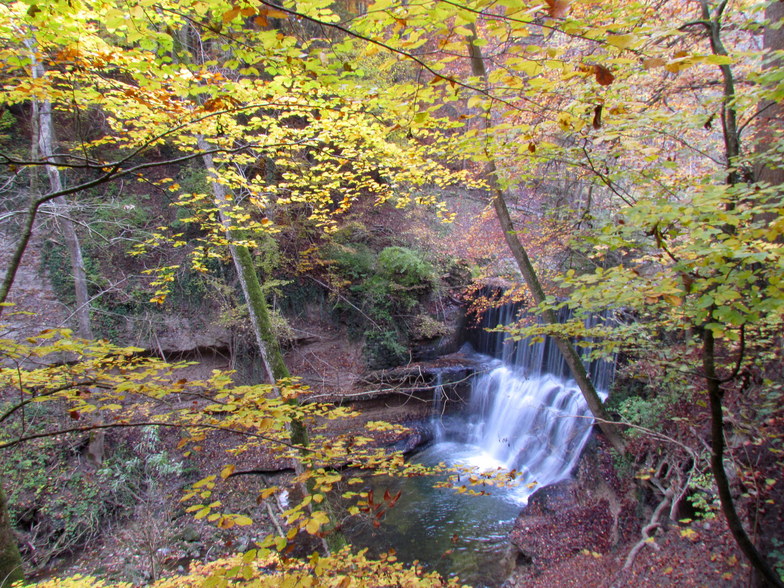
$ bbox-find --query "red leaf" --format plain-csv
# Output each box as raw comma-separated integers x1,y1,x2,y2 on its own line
594,65,615,86
592,104,603,129
388,490,401,507
545,0,570,18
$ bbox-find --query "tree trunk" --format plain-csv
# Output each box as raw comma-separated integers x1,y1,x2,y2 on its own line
698,5,784,583
197,140,286,384
198,139,345,551
0,485,23,588
29,42,103,470
466,31,626,454
30,71,93,341
702,330,784,588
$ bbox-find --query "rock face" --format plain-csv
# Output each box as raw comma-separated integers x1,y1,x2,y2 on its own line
507,436,640,582
410,296,466,361
123,312,232,355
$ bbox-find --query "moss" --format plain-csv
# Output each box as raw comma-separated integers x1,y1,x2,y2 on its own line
233,244,290,382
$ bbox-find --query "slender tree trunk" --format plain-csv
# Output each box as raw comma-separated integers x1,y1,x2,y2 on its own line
198,140,285,384
30,64,93,340
0,485,24,588
466,31,626,454
695,5,784,584
198,139,345,551
0,44,94,330
702,330,784,588
756,0,784,188
28,41,104,470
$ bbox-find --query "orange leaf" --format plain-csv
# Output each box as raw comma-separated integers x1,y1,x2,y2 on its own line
642,58,665,69
222,7,240,22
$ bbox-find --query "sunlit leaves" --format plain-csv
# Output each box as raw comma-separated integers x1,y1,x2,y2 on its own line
31,547,464,587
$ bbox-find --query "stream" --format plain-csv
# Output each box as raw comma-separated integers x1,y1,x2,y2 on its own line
348,305,615,586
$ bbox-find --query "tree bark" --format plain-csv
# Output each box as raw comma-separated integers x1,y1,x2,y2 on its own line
0,485,24,588
466,30,626,454
30,67,93,341
697,5,784,584
702,329,784,588
198,140,286,384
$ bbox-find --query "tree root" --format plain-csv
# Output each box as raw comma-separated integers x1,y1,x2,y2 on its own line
623,486,675,570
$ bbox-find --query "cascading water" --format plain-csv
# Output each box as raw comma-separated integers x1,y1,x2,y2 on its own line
348,302,615,586
458,302,613,501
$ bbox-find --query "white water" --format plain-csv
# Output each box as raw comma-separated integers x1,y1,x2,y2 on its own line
348,305,615,585
460,359,604,502
434,303,614,503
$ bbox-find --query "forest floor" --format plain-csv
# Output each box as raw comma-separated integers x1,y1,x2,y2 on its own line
512,520,748,587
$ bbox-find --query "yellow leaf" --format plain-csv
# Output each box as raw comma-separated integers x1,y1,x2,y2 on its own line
243,549,257,563
704,54,734,65
607,34,637,50
220,464,236,479
680,527,699,540
305,517,322,535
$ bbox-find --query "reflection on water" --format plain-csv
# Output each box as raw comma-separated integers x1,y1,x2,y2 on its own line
345,443,523,587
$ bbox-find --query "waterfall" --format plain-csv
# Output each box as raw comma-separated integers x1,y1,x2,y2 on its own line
465,365,602,494
345,305,617,581
454,302,614,500
467,302,615,391
430,372,446,442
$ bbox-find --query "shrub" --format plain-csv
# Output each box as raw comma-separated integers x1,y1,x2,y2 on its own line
376,246,436,290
